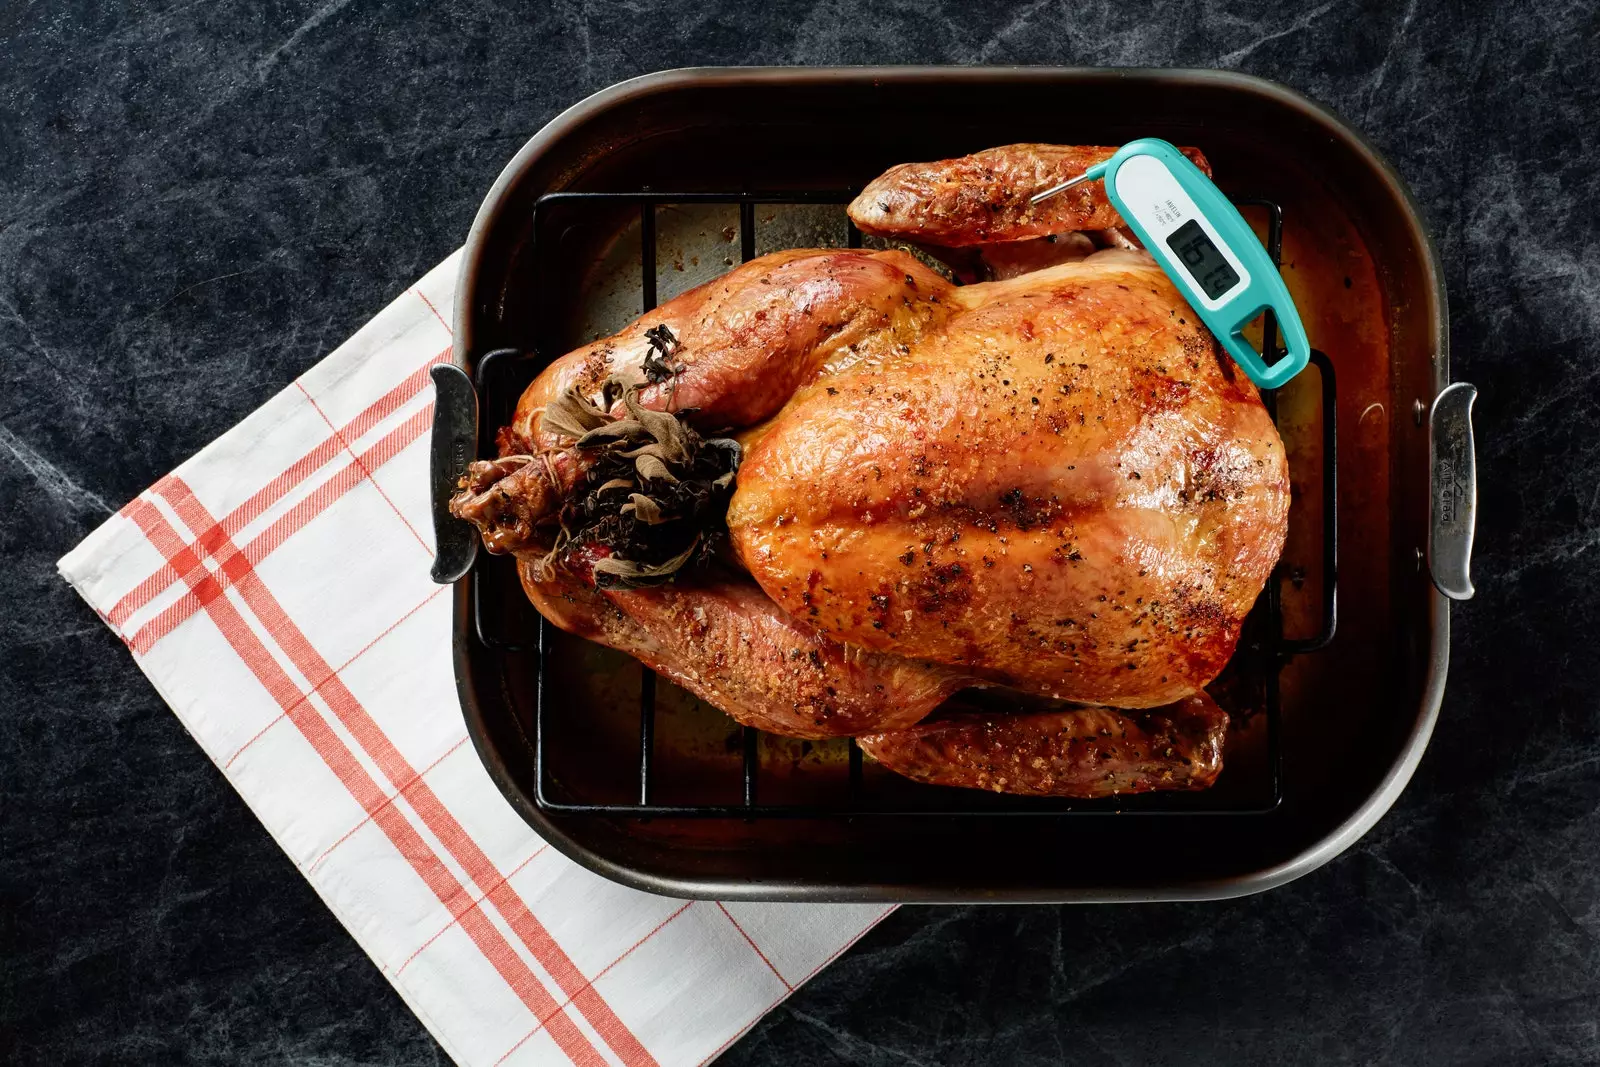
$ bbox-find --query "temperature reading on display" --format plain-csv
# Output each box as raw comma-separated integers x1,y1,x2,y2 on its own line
1166,219,1240,300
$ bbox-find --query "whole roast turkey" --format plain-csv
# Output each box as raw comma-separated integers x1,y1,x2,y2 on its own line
449,144,1289,798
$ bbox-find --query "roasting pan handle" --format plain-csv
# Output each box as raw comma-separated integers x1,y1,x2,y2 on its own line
1428,382,1477,601
429,362,480,584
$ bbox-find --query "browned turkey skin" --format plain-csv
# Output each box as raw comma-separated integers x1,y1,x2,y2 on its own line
857,692,1228,798
449,144,1287,795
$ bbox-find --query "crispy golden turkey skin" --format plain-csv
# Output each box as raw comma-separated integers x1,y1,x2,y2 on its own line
449,144,1287,793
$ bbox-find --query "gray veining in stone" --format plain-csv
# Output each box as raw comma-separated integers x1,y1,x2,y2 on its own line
3,1,1598,1064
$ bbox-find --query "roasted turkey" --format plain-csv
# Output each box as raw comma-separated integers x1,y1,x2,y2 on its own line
449,144,1289,797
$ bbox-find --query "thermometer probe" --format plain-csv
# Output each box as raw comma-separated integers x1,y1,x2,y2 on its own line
1032,138,1310,389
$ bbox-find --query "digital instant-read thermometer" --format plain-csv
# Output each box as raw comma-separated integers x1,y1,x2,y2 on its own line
1031,138,1310,389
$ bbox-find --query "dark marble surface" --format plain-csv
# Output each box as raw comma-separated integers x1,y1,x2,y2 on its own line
3,0,1598,1063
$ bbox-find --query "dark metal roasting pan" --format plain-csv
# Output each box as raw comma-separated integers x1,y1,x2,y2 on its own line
427,67,1477,902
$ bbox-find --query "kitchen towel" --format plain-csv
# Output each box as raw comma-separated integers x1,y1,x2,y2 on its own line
58,250,894,1067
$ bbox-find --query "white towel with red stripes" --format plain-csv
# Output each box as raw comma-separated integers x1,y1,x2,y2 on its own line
58,251,893,1067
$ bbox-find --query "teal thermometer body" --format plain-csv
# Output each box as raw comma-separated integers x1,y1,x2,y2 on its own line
1070,138,1310,389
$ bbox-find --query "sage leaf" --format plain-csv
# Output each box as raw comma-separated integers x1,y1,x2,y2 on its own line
634,453,680,485
622,494,667,524
540,388,609,439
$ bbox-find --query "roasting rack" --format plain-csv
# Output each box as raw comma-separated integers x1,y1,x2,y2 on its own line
465,190,1338,818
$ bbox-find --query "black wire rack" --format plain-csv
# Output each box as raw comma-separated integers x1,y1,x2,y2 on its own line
469,190,1337,818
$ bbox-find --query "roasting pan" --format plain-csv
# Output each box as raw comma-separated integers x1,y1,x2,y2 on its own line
428,67,1477,902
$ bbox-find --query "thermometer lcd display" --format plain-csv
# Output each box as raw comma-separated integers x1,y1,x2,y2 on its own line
1166,219,1241,300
